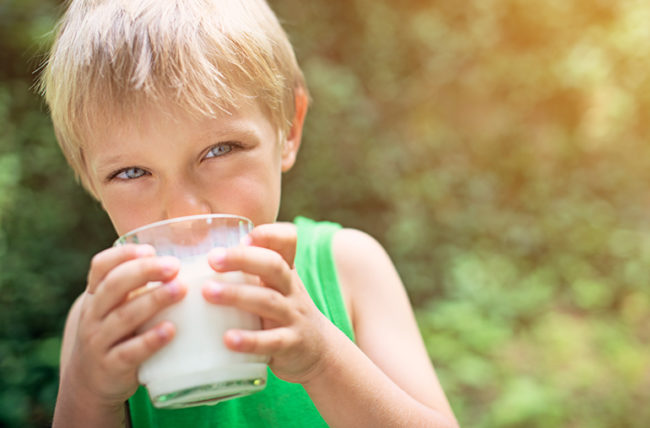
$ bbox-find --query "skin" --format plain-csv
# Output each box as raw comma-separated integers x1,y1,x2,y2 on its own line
52,89,459,427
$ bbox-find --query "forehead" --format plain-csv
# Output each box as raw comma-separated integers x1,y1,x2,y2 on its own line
87,96,274,144
83,98,277,167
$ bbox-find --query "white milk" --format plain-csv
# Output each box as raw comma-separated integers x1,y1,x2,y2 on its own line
137,255,267,408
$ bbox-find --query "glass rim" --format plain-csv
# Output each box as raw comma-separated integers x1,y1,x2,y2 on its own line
114,214,253,244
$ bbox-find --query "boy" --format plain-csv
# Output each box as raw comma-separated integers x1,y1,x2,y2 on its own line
41,0,458,426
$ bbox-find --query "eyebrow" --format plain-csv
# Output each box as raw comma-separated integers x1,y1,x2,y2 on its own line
91,121,265,175
199,120,265,143
92,155,139,181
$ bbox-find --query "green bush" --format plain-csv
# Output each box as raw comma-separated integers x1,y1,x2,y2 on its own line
2,0,649,426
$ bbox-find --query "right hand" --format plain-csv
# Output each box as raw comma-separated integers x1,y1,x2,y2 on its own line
62,244,186,408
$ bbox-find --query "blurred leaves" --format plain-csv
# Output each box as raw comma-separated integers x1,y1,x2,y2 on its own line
2,0,650,427
277,0,650,427
0,2,115,427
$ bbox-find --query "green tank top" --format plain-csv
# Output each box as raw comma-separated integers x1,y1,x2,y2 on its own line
128,217,355,427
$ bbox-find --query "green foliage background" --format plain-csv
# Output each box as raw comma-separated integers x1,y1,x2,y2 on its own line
1,0,649,426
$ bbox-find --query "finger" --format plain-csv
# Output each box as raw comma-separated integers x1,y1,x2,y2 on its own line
87,244,156,294
101,281,187,348
224,327,295,355
93,256,181,319
246,223,297,268
106,321,176,373
203,281,290,322
208,246,292,294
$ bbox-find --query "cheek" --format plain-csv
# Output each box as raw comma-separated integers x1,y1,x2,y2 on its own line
98,186,160,236
214,165,282,226
103,199,152,236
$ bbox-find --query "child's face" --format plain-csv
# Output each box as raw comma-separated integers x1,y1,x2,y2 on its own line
83,99,297,236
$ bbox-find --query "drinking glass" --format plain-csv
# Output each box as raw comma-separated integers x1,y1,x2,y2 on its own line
115,214,267,408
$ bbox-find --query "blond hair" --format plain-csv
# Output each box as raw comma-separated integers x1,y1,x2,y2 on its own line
40,0,306,193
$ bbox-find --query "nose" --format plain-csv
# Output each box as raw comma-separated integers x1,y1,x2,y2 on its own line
162,179,212,220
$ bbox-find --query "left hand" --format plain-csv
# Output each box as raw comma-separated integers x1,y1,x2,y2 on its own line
202,222,332,384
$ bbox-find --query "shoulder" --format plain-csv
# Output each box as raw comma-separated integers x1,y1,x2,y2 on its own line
331,228,401,290
332,228,390,266
331,228,405,329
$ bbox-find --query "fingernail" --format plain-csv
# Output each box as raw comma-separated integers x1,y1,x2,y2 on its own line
209,248,226,267
206,282,223,298
166,281,180,298
159,256,180,275
136,244,156,257
228,331,242,347
156,324,171,341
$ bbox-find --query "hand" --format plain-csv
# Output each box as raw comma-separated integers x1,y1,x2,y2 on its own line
63,244,186,407
202,223,332,384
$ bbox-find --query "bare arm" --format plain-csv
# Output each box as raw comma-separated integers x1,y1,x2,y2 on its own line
53,245,185,428
54,295,128,428
300,228,457,427
205,224,458,427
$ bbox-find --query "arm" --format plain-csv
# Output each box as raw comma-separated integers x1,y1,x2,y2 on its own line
204,224,458,427
55,294,126,427
300,228,457,427
53,245,186,428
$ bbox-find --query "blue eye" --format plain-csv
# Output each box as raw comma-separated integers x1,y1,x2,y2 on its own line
114,167,147,180
205,143,234,159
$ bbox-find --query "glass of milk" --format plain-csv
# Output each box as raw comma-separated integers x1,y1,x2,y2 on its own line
115,214,267,409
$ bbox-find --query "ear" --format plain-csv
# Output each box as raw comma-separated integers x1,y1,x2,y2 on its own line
281,86,309,172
